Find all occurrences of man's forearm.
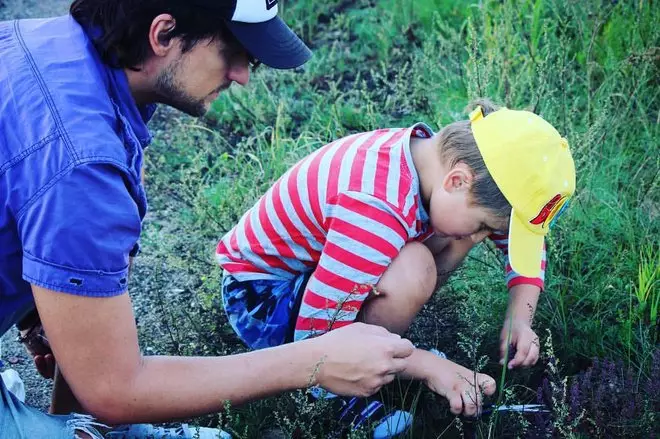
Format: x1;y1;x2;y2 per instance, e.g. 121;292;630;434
505;284;541;324
95;340;321;424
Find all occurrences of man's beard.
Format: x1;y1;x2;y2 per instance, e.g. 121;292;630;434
155;60;208;117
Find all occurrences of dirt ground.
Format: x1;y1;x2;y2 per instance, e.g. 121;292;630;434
0;0;70;21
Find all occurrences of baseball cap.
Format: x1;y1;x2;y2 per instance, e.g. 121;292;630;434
191;0;312;69
469;106;576;278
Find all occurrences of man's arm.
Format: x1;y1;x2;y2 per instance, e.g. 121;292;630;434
32;284;413;424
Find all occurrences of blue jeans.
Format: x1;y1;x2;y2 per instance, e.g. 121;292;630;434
0;375;104;439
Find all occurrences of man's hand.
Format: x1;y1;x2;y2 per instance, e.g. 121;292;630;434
310;323;414;397
499;318;540;369
18;321;56;379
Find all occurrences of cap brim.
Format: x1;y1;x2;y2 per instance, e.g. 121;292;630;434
226;17;312;69
508;213;545;278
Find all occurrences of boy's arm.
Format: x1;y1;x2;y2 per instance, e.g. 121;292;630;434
489;232;546;290
505;284;541;324
488;233;544;368
492;231;544;322
500;284;541;368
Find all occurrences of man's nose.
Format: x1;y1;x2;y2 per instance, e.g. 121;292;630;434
228;60;250;86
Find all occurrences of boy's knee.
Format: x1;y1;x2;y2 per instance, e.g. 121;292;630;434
378;241;437;302
436;238;475;275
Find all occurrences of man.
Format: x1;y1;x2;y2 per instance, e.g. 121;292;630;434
0;1;415;437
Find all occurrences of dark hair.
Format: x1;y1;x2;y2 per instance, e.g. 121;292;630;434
70;0;238;70
436;98;511;218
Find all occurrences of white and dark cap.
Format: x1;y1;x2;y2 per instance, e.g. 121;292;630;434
191;0;312;69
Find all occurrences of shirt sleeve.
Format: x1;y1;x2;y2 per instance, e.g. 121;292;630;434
489;232;546;290
293;191;410;338
18;163;143;296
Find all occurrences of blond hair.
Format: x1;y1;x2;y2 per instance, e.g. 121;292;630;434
436;98;511;218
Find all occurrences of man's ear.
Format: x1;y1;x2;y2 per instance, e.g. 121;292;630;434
148;14;178;57
442;163;473;192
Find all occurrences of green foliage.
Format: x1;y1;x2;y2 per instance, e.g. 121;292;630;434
138;0;659;436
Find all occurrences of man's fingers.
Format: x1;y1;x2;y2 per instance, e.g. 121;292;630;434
390;338;414;358
46;354;56;378
387;358;408;375
43;354;55;379
34;355;53;379
34;355;45;373
382;373;396;386
355;322;389;335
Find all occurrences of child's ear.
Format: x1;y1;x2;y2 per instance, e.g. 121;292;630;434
442;163;473;192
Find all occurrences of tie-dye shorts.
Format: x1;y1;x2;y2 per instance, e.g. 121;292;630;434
221;272;312;350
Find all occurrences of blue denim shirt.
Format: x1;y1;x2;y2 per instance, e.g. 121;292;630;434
0;15;156;335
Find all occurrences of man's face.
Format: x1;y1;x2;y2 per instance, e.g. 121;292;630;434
155;36;251;117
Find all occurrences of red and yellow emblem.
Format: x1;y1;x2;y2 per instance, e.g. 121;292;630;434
530;194;570;229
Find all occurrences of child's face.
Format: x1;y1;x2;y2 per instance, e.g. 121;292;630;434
428;163;508;243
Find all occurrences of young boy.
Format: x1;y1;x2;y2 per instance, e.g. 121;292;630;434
216;99;575;417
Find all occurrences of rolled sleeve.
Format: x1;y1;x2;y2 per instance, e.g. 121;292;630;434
18;162;143;296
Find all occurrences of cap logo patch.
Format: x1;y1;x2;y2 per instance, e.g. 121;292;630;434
530;194;569;228
265;0;278;10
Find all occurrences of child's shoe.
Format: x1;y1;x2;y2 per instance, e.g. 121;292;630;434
309;387;412;439
307;349;447;438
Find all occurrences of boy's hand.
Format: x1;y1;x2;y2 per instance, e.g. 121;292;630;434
499;319;540;369
424;356;496;417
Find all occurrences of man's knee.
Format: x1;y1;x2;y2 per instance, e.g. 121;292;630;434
377;241;437;303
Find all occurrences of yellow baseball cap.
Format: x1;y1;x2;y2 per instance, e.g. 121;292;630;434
469;106;576;277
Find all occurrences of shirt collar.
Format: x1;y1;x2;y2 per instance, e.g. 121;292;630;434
109;67;156;147
81;22;156;147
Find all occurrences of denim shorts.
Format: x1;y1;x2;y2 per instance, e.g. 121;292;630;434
0;375;104;439
221;272;312;350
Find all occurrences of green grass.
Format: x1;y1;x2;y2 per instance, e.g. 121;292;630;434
138;0;659;437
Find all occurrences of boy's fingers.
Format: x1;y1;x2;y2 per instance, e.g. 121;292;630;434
499;336;514;365
479;375;497;396
523;341;540;366
510;344;529;369
461;390;480;417
447;391;463;415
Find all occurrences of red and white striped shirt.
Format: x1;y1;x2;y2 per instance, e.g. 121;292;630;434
216;124;545;339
